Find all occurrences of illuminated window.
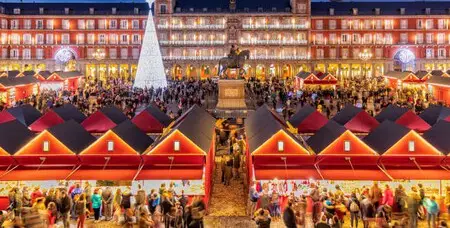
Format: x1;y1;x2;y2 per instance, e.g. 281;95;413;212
277;141;284;152
43;141;49;152
344;140;351;152
408;141;415;152
107;141;114;152
174;141;180;151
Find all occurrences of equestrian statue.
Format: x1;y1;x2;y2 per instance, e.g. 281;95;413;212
218;45;250;79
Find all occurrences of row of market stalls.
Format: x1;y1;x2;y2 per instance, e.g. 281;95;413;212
0;103;172;134
0;70;83;105
246;104;450;211
287;104;448;134
384;70;450;105
0;104;215;209
294;71;338;90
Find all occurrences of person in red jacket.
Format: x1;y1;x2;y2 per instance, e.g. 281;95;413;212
31;186;43;205
382;184;394;207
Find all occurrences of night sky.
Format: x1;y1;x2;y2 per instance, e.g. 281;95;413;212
2;0;450;3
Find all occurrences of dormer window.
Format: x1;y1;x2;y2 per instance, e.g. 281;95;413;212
277;141;284;152
257;7;263;12
426;8;431;15
352;8;358;16
344;140;351;152
189;8;194;12
107;141;114;152
400;8;406;15
13;8;20;15
64;8;70;15
202;8;207;12
0;7;4;14
216;8;222;12
43;141;49;152
134;7;139;15
408;140;415;152
174;141;180;151
329;8;335;16
39;8;44;15
244;8;249;12
89;8;94;15
272;7;277;12
375;8;380;15
112;8;117;15
176;7;181;12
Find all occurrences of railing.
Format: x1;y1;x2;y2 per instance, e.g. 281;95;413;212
163;56;224;60
159;40;226;45
242;24;308;29
251;55;309;60
240;40;307;45
157;24;226;29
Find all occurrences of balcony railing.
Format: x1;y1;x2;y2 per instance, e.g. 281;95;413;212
240;40;307;45
159;40;226;45
242;24;308;29
157;24;226;29
163;56;224;60
251;55;309;60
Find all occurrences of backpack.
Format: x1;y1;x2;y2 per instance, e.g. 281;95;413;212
75;201;85;216
350;201;360;212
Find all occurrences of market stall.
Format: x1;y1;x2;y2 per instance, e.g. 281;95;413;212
132;104;172;134
365;120;447;180
419;105;450;126
294;71;337;90
426;76;450;105
384;71;425;90
287;104;328;134
331;105;379;133
0;104;41;126
35;71;82;91
29;104;86;132
307;120;390;182
68;120;153;182
81;106;128;133
0;73;39;105
137;105;216;206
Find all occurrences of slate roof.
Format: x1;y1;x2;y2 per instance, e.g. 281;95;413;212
6;104;41;126
47;120;96;154
0;3;149;15
53;104;86;123
100;106;128;124
427;76;450;87
306;120;346;154
375;104;409;123
296;71;315;80
363;120;410;154
36;71;52;79
419;105;450;126
144;105;172;127
52;71;83;79
331;105;362;125
422;120;450;155
112;120;154;154
0;120;34;154
383;71;415;80
311;2;450;16
173;0;291;13
431;70;446;77
0;75;39;87
415;71;430;80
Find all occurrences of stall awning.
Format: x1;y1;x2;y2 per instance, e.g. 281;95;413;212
0;169;72;181
254;168;320;180
319;168;391;181
68;169;137;180
385;169;450;180
136;168;203;180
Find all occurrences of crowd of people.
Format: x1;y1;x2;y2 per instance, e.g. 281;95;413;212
248;181;450;228
4;182;206;227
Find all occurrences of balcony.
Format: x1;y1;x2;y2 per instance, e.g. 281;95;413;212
159;40;226;45
251;55;309;60
242;24;308;30
240;40;307;45
163;56;224;60
157;24;226;30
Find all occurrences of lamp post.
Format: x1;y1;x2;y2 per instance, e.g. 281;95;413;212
359;49;372;78
92;49;105;80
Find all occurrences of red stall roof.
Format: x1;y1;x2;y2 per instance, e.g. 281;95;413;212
132;105;172;133
81;106;128;133
67;168;138;180
80;120;153;165
28;110;65;132
0;169;73;181
395;110;431;132
288;105;328;134
375;105;409;123
332;105;379;133
136;168;203;180
255;169;320;180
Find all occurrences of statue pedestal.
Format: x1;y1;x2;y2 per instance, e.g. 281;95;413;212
225;68;239;79
216;79;246;110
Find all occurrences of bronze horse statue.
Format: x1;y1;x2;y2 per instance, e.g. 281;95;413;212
218;50;250;78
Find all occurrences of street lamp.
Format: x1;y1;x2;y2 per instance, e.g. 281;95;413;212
93;48;106;61
359;49;372;78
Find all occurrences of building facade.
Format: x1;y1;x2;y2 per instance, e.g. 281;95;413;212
0;3;148;83
2;1;450;81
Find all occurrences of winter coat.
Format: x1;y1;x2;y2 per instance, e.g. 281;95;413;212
382;188;394;206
